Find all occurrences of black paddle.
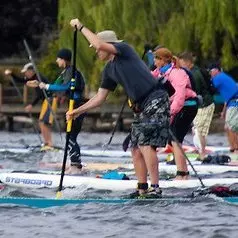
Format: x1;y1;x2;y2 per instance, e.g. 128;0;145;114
103;98;128;150
56;27;78;198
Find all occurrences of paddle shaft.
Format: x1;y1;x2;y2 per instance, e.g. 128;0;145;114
103;98;127;148
23;39;63;141
169;129;205;188
57;27;78;193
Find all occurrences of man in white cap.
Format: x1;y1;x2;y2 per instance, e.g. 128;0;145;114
4;63;56;150
67;19;170;198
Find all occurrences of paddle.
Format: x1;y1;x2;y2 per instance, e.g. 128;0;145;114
23;39;63;142
103;98;128;150
169;129;205;188
9;76;43;144
56;27;78;198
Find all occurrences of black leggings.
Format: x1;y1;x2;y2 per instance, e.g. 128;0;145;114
68;101;85;166
169;105;198;144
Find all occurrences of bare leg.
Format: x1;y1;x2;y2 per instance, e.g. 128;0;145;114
131;147;147;184
138;145;159;185
39;122;52;146
199;134;207;160
227;129;238;151
172;141;188;180
226;128;236;151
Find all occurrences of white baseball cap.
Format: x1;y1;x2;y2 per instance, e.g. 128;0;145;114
21;63;34;73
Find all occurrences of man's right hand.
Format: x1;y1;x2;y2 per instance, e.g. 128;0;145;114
4;69;12;76
70;18;83;30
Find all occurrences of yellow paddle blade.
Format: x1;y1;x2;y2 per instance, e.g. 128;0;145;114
56;191;62;199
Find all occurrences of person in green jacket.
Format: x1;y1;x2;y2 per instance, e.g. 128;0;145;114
178;52;215;160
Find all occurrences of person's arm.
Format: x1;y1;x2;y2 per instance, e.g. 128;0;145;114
39;81;70;92
10;73;26;83
70;18;117;54
66;88;110;120
220;103;227;119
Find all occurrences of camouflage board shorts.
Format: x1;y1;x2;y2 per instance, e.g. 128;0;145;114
131;89;170;148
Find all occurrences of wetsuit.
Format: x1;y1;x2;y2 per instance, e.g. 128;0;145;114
45;65;85;167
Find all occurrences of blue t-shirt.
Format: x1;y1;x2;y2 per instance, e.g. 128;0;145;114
100;42;160;102
212;72;238;105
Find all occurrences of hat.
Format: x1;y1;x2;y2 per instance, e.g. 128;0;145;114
90;30;123;47
154;48;173;62
207;63;221;71
57;48;72;61
21;63;34;73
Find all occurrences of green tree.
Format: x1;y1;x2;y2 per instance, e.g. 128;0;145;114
57;0;238;95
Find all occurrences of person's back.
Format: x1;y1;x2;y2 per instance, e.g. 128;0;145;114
212;71;238;103
191;65;214;107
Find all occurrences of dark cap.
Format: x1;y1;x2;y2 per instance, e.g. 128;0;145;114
207;62;221;71
57;48;72;61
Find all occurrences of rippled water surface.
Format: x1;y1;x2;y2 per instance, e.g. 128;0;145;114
0;131;237;238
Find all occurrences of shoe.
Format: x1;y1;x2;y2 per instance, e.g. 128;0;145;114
127;187;162;199
126;190;140;199
138;187;163;199
40;145;54;151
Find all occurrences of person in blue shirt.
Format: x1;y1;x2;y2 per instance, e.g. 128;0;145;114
39;48;86;174
209;63;238;152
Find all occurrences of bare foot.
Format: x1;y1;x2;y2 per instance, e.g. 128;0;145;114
65;165;83;175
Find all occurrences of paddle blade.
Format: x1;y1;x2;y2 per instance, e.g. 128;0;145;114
56;191;62;199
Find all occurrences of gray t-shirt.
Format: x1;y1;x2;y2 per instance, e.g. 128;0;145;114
100;42;158;102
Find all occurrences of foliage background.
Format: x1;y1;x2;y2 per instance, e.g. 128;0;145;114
55;0;238;96
1;0;238;95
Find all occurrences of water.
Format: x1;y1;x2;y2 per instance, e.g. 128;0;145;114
0;131;237;238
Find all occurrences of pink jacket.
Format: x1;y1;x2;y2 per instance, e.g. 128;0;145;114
151;68;160;78
164;65;197;120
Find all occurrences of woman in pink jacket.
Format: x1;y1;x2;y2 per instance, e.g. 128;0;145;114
153;48;198;179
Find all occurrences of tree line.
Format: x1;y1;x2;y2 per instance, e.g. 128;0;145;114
56;0;238;92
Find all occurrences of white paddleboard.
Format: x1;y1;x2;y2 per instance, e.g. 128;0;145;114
0;172;238;190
